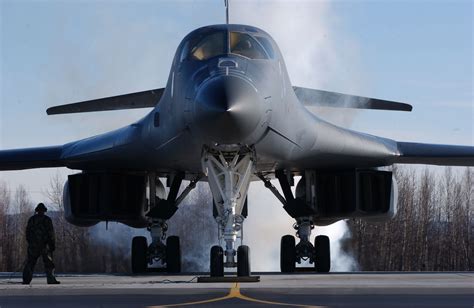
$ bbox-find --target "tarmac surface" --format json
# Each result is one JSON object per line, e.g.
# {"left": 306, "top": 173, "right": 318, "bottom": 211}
{"left": 0, "top": 272, "right": 473, "bottom": 307}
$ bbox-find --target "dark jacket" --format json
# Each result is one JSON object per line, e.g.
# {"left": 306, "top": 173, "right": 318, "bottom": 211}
{"left": 25, "top": 214, "right": 55, "bottom": 250}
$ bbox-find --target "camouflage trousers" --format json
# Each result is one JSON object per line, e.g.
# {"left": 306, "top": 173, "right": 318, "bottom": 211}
{"left": 22, "top": 245, "right": 55, "bottom": 284}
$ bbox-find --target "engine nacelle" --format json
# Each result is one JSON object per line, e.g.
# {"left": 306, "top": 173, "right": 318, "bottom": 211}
{"left": 63, "top": 172, "right": 149, "bottom": 228}
{"left": 296, "top": 169, "right": 398, "bottom": 226}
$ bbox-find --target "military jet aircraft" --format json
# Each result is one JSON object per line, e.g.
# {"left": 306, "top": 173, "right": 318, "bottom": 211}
{"left": 1, "top": 23, "right": 473, "bottom": 276}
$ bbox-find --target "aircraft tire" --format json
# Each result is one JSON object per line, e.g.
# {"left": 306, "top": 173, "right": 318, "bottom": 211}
{"left": 280, "top": 235, "right": 296, "bottom": 273}
{"left": 166, "top": 236, "right": 181, "bottom": 273}
{"left": 237, "top": 245, "right": 251, "bottom": 277}
{"left": 131, "top": 236, "right": 148, "bottom": 274}
{"left": 314, "top": 235, "right": 330, "bottom": 273}
{"left": 210, "top": 245, "right": 224, "bottom": 277}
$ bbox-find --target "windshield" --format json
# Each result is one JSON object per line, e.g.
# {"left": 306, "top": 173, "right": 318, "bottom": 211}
{"left": 230, "top": 32, "right": 268, "bottom": 59}
{"left": 181, "top": 29, "right": 273, "bottom": 62}
{"left": 188, "top": 31, "right": 226, "bottom": 61}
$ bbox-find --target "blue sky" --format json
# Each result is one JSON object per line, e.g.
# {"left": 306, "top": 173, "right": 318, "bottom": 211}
{"left": 0, "top": 0, "right": 472, "bottom": 195}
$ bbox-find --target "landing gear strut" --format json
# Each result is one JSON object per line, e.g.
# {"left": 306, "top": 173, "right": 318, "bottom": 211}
{"left": 258, "top": 171, "right": 331, "bottom": 273}
{"left": 202, "top": 147, "right": 254, "bottom": 277}
{"left": 131, "top": 173, "right": 199, "bottom": 274}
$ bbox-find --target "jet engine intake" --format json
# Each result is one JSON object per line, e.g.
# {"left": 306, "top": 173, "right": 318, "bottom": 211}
{"left": 296, "top": 169, "right": 398, "bottom": 226}
{"left": 63, "top": 172, "right": 148, "bottom": 228}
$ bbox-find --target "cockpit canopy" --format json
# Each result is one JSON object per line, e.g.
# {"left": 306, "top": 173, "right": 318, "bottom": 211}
{"left": 179, "top": 26, "right": 276, "bottom": 62}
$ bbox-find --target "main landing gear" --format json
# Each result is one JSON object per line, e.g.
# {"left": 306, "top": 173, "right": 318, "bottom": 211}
{"left": 131, "top": 221, "right": 182, "bottom": 273}
{"left": 131, "top": 220, "right": 182, "bottom": 273}
{"left": 280, "top": 218, "right": 330, "bottom": 273}
{"left": 258, "top": 171, "right": 331, "bottom": 273}
{"left": 202, "top": 147, "right": 254, "bottom": 277}
{"left": 131, "top": 173, "right": 199, "bottom": 274}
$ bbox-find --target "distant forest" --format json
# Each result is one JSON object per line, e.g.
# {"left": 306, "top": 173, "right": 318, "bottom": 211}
{"left": 348, "top": 167, "right": 472, "bottom": 271}
{"left": 0, "top": 167, "right": 472, "bottom": 273}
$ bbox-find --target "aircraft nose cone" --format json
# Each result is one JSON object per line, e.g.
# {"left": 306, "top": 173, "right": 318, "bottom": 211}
{"left": 194, "top": 75, "right": 264, "bottom": 144}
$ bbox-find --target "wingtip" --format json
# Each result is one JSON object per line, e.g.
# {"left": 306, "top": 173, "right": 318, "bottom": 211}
{"left": 46, "top": 107, "right": 57, "bottom": 115}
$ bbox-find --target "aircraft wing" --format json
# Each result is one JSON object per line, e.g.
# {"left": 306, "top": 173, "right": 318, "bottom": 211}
{"left": 47, "top": 88, "right": 164, "bottom": 115}
{"left": 0, "top": 125, "right": 153, "bottom": 172}
{"left": 394, "top": 142, "right": 474, "bottom": 166}
{"left": 0, "top": 146, "right": 65, "bottom": 171}
{"left": 294, "top": 86, "right": 412, "bottom": 112}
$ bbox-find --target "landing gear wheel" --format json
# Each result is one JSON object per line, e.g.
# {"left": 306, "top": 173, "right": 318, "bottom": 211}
{"left": 210, "top": 246, "right": 224, "bottom": 277}
{"left": 166, "top": 236, "right": 181, "bottom": 273}
{"left": 131, "top": 236, "right": 148, "bottom": 274}
{"left": 314, "top": 235, "right": 330, "bottom": 273}
{"left": 280, "top": 235, "right": 296, "bottom": 273}
{"left": 237, "top": 245, "right": 251, "bottom": 277}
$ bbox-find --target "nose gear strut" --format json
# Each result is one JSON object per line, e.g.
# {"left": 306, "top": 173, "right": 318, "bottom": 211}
{"left": 202, "top": 146, "right": 254, "bottom": 276}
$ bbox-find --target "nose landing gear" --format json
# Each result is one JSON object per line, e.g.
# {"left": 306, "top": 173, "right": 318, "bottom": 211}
{"left": 202, "top": 147, "right": 254, "bottom": 278}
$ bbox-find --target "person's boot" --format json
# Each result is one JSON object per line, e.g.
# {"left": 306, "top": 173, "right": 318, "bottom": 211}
{"left": 46, "top": 269, "right": 60, "bottom": 284}
{"left": 22, "top": 268, "right": 32, "bottom": 285}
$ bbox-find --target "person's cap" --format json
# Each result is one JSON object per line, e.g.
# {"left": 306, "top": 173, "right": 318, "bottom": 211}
{"left": 35, "top": 203, "right": 47, "bottom": 212}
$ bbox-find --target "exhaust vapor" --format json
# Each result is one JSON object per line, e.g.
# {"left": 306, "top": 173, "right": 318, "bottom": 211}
{"left": 231, "top": 1, "right": 363, "bottom": 272}
{"left": 231, "top": 0, "right": 367, "bottom": 127}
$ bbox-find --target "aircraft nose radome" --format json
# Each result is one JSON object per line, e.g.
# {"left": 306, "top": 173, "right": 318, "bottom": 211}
{"left": 194, "top": 75, "right": 264, "bottom": 144}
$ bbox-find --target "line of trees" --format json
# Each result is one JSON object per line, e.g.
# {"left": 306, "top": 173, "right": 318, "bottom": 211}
{"left": 346, "top": 167, "right": 472, "bottom": 271}
{"left": 0, "top": 167, "right": 472, "bottom": 273}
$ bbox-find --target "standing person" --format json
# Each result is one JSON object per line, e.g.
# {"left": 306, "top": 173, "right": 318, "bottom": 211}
{"left": 22, "top": 203, "right": 60, "bottom": 284}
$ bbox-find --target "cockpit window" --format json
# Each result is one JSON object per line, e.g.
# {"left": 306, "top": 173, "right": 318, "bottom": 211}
{"left": 180, "top": 30, "right": 275, "bottom": 62}
{"left": 255, "top": 36, "right": 275, "bottom": 59}
{"left": 230, "top": 32, "right": 268, "bottom": 60}
{"left": 189, "top": 31, "right": 226, "bottom": 61}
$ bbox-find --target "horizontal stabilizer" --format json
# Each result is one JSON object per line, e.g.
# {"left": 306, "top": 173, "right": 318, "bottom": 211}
{"left": 396, "top": 142, "right": 474, "bottom": 166}
{"left": 294, "top": 87, "right": 412, "bottom": 112}
{"left": 0, "top": 146, "right": 64, "bottom": 170}
{"left": 47, "top": 88, "right": 165, "bottom": 115}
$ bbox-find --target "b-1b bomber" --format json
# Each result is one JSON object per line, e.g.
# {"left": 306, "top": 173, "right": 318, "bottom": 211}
{"left": 1, "top": 22, "right": 473, "bottom": 276}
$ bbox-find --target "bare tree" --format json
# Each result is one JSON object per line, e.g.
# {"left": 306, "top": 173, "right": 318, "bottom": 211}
{"left": 44, "top": 170, "right": 64, "bottom": 211}
{"left": 6, "top": 185, "right": 33, "bottom": 272}
{"left": 0, "top": 181, "right": 11, "bottom": 270}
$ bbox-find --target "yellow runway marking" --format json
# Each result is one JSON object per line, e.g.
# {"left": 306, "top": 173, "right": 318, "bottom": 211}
{"left": 148, "top": 282, "right": 326, "bottom": 307}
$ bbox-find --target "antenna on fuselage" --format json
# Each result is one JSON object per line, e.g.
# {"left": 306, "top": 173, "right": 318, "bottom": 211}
{"left": 224, "top": 0, "right": 229, "bottom": 24}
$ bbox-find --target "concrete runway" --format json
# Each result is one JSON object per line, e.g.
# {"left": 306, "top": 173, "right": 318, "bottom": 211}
{"left": 0, "top": 272, "right": 472, "bottom": 307}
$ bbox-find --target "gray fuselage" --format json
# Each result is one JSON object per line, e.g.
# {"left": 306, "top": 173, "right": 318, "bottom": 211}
{"left": 62, "top": 24, "right": 399, "bottom": 176}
